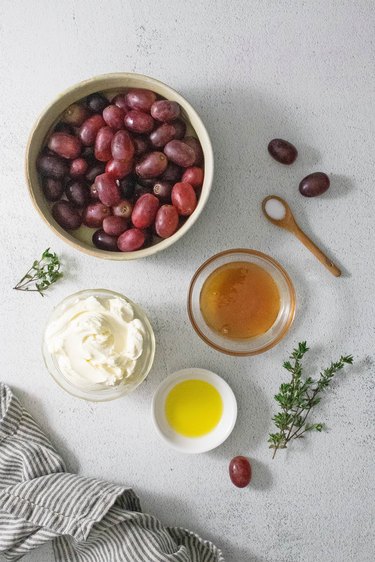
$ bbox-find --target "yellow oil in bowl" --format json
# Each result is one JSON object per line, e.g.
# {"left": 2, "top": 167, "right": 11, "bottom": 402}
{"left": 165, "top": 379, "right": 223, "bottom": 438}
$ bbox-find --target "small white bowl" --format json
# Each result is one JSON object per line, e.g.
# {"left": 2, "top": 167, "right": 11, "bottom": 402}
{"left": 151, "top": 368, "right": 237, "bottom": 453}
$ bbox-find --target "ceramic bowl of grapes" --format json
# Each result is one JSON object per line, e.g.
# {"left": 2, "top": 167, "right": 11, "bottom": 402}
{"left": 26, "top": 73, "right": 213, "bottom": 259}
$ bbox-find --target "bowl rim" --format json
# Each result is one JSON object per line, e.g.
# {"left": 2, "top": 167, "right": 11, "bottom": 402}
{"left": 187, "top": 248, "right": 296, "bottom": 356}
{"left": 25, "top": 72, "right": 214, "bottom": 260}
{"left": 151, "top": 367, "right": 238, "bottom": 454}
{"left": 42, "top": 288, "right": 156, "bottom": 402}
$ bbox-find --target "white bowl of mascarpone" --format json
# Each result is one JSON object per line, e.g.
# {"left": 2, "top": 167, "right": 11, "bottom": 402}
{"left": 43, "top": 289, "right": 155, "bottom": 401}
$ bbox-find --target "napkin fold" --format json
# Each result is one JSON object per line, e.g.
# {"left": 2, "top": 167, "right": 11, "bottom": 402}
{"left": 0, "top": 383, "right": 224, "bottom": 562}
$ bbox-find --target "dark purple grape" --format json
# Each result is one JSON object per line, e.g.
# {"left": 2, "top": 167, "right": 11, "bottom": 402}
{"left": 82, "top": 145, "right": 95, "bottom": 160}
{"left": 52, "top": 200, "right": 82, "bottom": 230}
{"left": 153, "top": 181, "right": 172, "bottom": 202}
{"left": 83, "top": 202, "right": 111, "bottom": 227}
{"left": 133, "top": 135, "right": 151, "bottom": 156}
{"left": 151, "top": 100, "right": 180, "bottom": 122}
{"left": 92, "top": 229, "right": 118, "bottom": 251}
{"left": 268, "top": 139, "right": 298, "bottom": 165}
{"left": 137, "top": 176, "right": 158, "bottom": 188}
{"left": 170, "top": 119, "right": 186, "bottom": 139}
{"left": 160, "top": 161, "right": 182, "bottom": 182}
{"left": 86, "top": 93, "right": 109, "bottom": 113}
{"left": 86, "top": 162, "right": 106, "bottom": 183}
{"left": 126, "top": 89, "right": 157, "bottom": 112}
{"left": 124, "top": 110, "right": 155, "bottom": 134}
{"left": 42, "top": 177, "right": 64, "bottom": 201}
{"left": 299, "top": 172, "right": 330, "bottom": 197}
{"left": 54, "top": 122, "right": 74, "bottom": 135}
{"left": 65, "top": 180, "right": 91, "bottom": 208}
{"left": 37, "top": 154, "right": 69, "bottom": 179}
{"left": 164, "top": 140, "right": 195, "bottom": 167}
{"left": 62, "top": 103, "right": 89, "bottom": 126}
{"left": 135, "top": 151, "right": 168, "bottom": 178}
{"left": 119, "top": 174, "right": 136, "bottom": 198}
{"left": 134, "top": 184, "right": 152, "bottom": 200}
{"left": 90, "top": 183, "right": 99, "bottom": 201}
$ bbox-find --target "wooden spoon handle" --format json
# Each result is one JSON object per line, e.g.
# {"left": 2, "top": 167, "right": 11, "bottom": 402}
{"left": 293, "top": 225, "right": 342, "bottom": 277}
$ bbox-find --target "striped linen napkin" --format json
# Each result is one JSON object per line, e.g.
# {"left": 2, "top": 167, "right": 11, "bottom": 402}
{"left": 0, "top": 383, "right": 224, "bottom": 562}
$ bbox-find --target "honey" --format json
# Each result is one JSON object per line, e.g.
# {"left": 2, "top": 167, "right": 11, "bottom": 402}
{"left": 165, "top": 379, "right": 223, "bottom": 437}
{"left": 200, "top": 261, "right": 280, "bottom": 339}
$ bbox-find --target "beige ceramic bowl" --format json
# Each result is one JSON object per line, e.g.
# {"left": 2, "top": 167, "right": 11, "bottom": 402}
{"left": 26, "top": 73, "right": 214, "bottom": 260}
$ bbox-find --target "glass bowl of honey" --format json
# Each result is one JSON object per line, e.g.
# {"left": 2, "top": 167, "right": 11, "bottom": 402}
{"left": 188, "top": 249, "right": 296, "bottom": 356}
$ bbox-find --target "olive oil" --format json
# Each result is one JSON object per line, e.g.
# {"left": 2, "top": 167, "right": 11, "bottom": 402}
{"left": 200, "top": 261, "right": 280, "bottom": 339}
{"left": 165, "top": 380, "right": 223, "bottom": 437}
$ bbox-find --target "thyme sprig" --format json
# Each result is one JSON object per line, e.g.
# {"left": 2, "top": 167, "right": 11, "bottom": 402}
{"left": 269, "top": 342, "right": 353, "bottom": 458}
{"left": 14, "top": 248, "right": 63, "bottom": 296}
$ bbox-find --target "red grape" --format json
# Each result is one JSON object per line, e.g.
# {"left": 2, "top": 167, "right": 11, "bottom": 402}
{"left": 149, "top": 124, "right": 176, "bottom": 148}
{"left": 48, "top": 132, "right": 81, "bottom": 159}
{"left": 131, "top": 193, "right": 160, "bottom": 228}
{"left": 37, "top": 154, "right": 69, "bottom": 179}
{"left": 90, "top": 183, "right": 99, "bottom": 201}
{"left": 181, "top": 166, "right": 204, "bottom": 189}
{"left": 42, "top": 177, "right": 64, "bottom": 201}
{"left": 62, "top": 103, "right": 89, "bottom": 126}
{"left": 92, "top": 229, "right": 118, "bottom": 251}
{"left": 79, "top": 115, "right": 106, "bottom": 146}
{"left": 171, "top": 182, "right": 197, "bottom": 216}
{"left": 70, "top": 157, "right": 88, "bottom": 178}
{"left": 103, "top": 105, "right": 126, "bottom": 130}
{"left": 112, "top": 94, "right": 129, "bottom": 111}
{"left": 105, "top": 158, "right": 133, "bottom": 179}
{"left": 117, "top": 228, "right": 146, "bottom": 252}
{"left": 65, "top": 180, "right": 91, "bottom": 208}
{"left": 153, "top": 181, "right": 172, "bottom": 202}
{"left": 126, "top": 89, "right": 157, "bottom": 112}
{"left": 95, "top": 173, "right": 121, "bottom": 206}
{"left": 112, "top": 199, "right": 133, "bottom": 219}
{"left": 95, "top": 126, "right": 114, "bottom": 162}
{"left": 52, "top": 200, "right": 82, "bottom": 230}
{"left": 111, "top": 130, "right": 135, "bottom": 162}
{"left": 155, "top": 205, "right": 179, "bottom": 238}
{"left": 229, "top": 456, "right": 251, "bottom": 488}
{"left": 86, "top": 93, "right": 109, "bottom": 113}
{"left": 164, "top": 140, "right": 195, "bottom": 167}
{"left": 124, "top": 110, "right": 154, "bottom": 134}
{"left": 183, "top": 136, "right": 204, "bottom": 165}
{"left": 83, "top": 202, "right": 111, "bottom": 227}
{"left": 151, "top": 100, "right": 180, "bottom": 122}
{"left": 103, "top": 215, "right": 128, "bottom": 236}
{"left": 135, "top": 151, "right": 168, "bottom": 178}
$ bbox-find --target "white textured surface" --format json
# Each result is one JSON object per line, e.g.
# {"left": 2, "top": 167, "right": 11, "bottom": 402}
{"left": 1, "top": 1, "right": 374, "bottom": 561}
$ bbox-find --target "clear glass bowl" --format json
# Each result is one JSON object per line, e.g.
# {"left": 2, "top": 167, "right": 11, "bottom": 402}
{"left": 187, "top": 249, "right": 296, "bottom": 356}
{"left": 43, "top": 289, "right": 155, "bottom": 401}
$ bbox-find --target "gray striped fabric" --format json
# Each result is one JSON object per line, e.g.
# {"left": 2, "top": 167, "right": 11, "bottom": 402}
{"left": 0, "top": 383, "right": 224, "bottom": 562}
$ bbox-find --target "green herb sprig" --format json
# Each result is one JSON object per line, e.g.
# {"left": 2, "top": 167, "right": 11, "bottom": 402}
{"left": 14, "top": 248, "right": 63, "bottom": 296}
{"left": 269, "top": 342, "right": 353, "bottom": 458}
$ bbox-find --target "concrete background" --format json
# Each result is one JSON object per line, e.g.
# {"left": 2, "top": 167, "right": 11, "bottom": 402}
{"left": 1, "top": 1, "right": 374, "bottom": 560}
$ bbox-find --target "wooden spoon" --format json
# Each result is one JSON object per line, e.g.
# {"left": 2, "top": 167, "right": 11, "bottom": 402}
{"left": 262, "top": 195, "right": 341, "bottom": 277}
